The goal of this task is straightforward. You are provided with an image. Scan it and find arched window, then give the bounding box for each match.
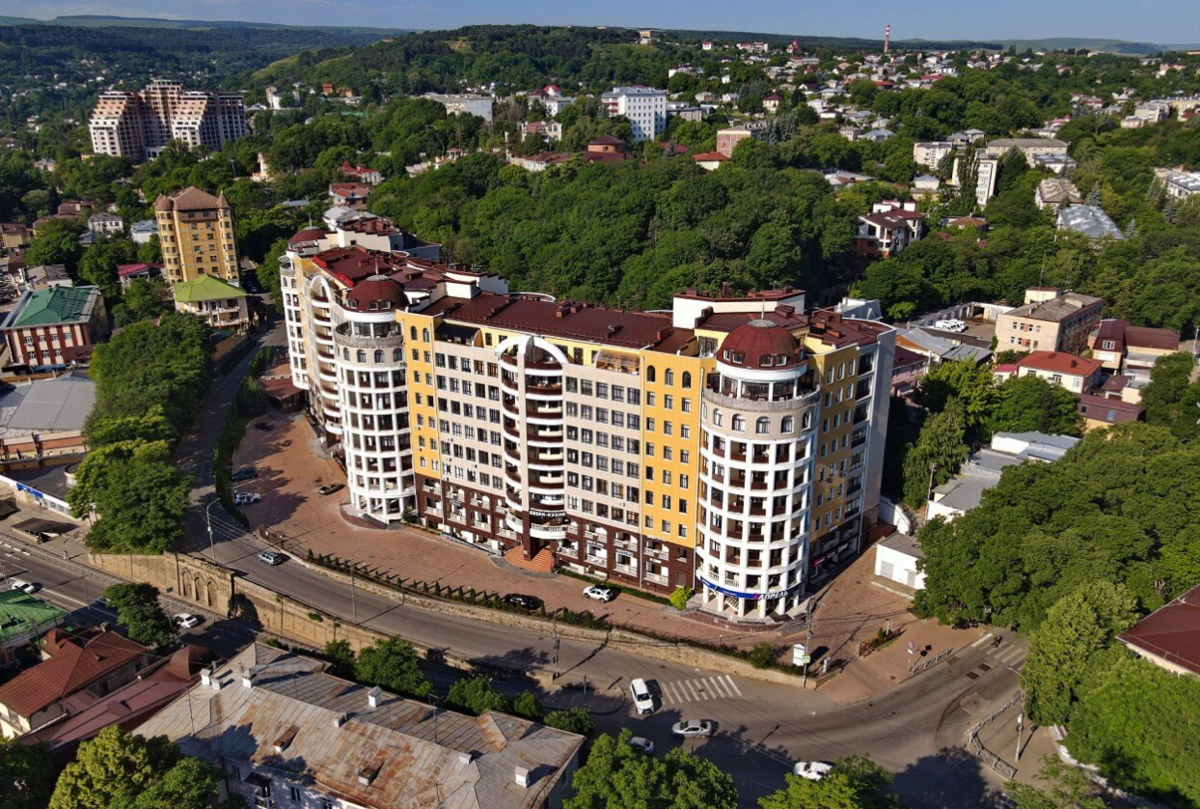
[782,416,795,433]
[731,414,745,432]
[357,350,366,363]
[374,349,384,363]
[410,326,417,340]
[802,411,812,430]
[393,348,403,362]
[665,369,675,386]
[342,348,349,360]
[713,409,723,427]
[681,371,692,389]
[756,417,770,434]
[647,365,657,383]
[422,329,430,342]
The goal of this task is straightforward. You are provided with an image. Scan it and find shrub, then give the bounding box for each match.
[748,642,776,669]
[669,586,693,612]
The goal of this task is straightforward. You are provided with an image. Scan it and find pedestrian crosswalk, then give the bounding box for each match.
[970,632,1027,670]
[659,675,743,704]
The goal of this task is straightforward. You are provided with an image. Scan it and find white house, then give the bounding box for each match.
[874,533,925,592]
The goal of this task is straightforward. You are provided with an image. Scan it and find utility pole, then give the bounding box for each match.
[552,608,560,680]
[802,597,817,688]
[205,498,220,561]
[926,462,938,506]
[350,566,358,624]
[1015,712,1024,763]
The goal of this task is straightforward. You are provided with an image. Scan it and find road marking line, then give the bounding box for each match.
[703,677,724,698]
[664,682,682,703]
[723,675,742,697]
[970,632,994,648]
[709,677,731,698]
[683,680,702,701]
[996,646,1023,664]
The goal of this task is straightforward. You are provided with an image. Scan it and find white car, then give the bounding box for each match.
[934,318,967,333]
[793,761,834,781]
[630,678,655,715]
[257,551,286,566]
[628,736,655,755]
[671,719,715,738]
[7,579,36,594]
[233,492,262,505]
[583,585,617,602]
[174,613,201,629]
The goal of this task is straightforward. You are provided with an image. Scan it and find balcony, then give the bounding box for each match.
[645,571,669,586]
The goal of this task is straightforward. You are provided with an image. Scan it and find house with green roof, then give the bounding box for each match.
[172,274,250,331]
[0,286,108,370]
[0,590,66,661]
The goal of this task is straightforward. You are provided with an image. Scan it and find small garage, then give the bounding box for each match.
[873,533,925,594]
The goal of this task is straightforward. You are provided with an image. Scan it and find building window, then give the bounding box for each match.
[731,415,745,432]
[756,417,770,434]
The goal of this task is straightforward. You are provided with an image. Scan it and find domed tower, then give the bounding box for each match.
[334,275,414,521]
[697,319,819,621]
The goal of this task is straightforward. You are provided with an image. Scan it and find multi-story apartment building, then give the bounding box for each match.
[281,219,894,623]
[88,80,248,160]
[0,286,109,370]
[601,87,667,143]
[154,187,240,286]
[912,141,956,170]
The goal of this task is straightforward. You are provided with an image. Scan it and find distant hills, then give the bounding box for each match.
[0,14,410,37]
[1,16,1195,56]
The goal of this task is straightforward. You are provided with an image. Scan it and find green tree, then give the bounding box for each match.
[25,218,84,271]
[758,756,899,809]
[1141,351,1200,440]
[543,707,595,736]
[669,586,693,611]
[0,737,53,809]
[116,278,173,325]
[50,726,234,809]
[354,637,433,701]
[256,237,288,313]
[137,234,163,264]
[1021,581,1137,726]
[565,729,738,809]
[323,639,356,679]
[913,360,997,425]
[1005,757,1105,809]
[102,582,176,648]
[902,398,970,506]
[989,375,1083,437]
[446,676,509,715]
[77,236,136,298]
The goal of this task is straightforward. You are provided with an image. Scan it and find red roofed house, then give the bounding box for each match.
[691,151,730,171]
[584,135,630,164]
[328,182,372,209]
[116,262,164,290]
[763,94,783,113]
[1118,582,1200,678]
[856,202,925,259]
[0,626,148,738]
[1088,318,1180,382]
[1077,392,1145,431]
[340,161,383,185]
[1010,350,1103,394]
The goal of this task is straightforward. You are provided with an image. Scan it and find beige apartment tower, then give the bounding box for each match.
[154,187,240,286]
[88,80,248,160]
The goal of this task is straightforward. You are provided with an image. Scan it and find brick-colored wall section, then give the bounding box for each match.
[88,551,807,688]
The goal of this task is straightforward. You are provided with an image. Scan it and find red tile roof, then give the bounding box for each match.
[0,627,146,718]
[1016,351,1102,377]
[1077,392,1144,424]
[718,320,803,370]
[1119,582,1200,676]
[116,262,163,277]
[424,293,694,353]
[691,151,730,162]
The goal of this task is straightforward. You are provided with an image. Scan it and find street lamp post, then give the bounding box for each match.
[205,498,220,561]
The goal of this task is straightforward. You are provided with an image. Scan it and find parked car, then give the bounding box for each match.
[316,483,343,496]
[231,466,258,482]
[257,551,285,566]
[630,678,656,715]
[174,613,201,629]
[934,318,967,333]
[671,719,714,738]
[95,595,111,608]
[502,593,543,611]
[628,736,655,754]
[793,761,834,781]
[7,579,36,594]
[233,492,262,505]
[583,584,617,602]
[253,421,274,431]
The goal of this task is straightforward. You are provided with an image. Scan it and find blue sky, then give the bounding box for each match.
[8,0,1200,44]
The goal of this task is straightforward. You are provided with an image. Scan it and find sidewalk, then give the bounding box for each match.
[808,549,984,704]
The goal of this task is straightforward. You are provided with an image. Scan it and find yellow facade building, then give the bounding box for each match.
[154,186,240,286]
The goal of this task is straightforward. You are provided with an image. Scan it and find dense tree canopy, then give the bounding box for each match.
[101,582,176,648]
[916,424,1200,630]
[0,738,53,809]
[354,638,434,701]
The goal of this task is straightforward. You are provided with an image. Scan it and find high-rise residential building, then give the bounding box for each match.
[88,80,248,160]
[601,87,667,143]
[154,187,240,286]
[281,215,895,623]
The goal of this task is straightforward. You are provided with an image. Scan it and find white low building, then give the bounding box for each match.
[874,533,925,592]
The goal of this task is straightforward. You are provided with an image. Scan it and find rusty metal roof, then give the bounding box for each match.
[134,645,583,809]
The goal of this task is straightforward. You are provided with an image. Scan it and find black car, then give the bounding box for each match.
[503,593,544,611]
[231,466,258,482]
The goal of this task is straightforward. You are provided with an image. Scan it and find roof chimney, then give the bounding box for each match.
[334,712,348,729]
[367,686,383,709]
[241,674,254,689]
[459,752,474,766]
[515,766,531,788]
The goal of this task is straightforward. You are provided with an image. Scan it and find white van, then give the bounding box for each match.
[935,318,967,333]
[630,678,655,714]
